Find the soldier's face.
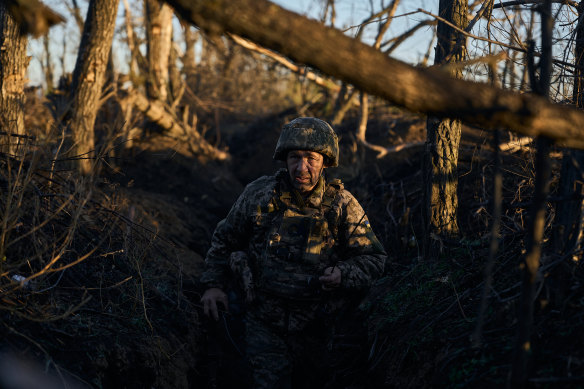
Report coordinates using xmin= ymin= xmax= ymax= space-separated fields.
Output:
xmin=286 ymin=150 xmax=324 ymax=193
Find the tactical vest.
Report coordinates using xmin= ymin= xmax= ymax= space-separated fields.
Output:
xmin=255 ymin=176 xmax=343 ymax=300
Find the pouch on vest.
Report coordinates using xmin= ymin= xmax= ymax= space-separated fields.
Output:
xmin=259 ymin=207 xmax=330 ymax=299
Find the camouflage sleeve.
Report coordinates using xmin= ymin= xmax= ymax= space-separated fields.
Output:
xmin=199 ymin=189 xmax=253 ymax=290
xmin=335 ymin=192 xmax=386 ymax=292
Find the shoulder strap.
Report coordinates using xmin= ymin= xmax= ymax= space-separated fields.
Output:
xmin=321 ymin=179 xmax=344 ymax=241
xmin=322 ymin=178 xmax=343 ymax=210
xmin=273 ymin=169 xmax=293 ymax=209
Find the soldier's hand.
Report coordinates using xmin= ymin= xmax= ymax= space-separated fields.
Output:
xmin=319 ymin=266 xmax=341 ymax=291
xmin=201 ymin=288 xmax=228 ymax=321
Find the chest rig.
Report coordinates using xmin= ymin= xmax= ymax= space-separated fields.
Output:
xmin=256 ymin=175 xmax=343 ymax=299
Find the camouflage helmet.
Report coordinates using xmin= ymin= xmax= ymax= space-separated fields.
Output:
xmin=273 ymin=117 xmax=339 ymax=167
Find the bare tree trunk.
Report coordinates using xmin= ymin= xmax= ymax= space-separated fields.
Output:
xmin=182 ymin=20 xmax=198 ymax=88
xmin=69 ymin=0 xmax=120 ymax=175
xmin=0 ymin=3 xmax=28 ymax=156
xmin=169 ymin=38 xmax=185 ymax=109
xmin=357 ymin=92 xmax=369 ymax=143
xmin=59 ymin=33 xmax=67 ymax=82
xmin=122 ymin=0 xmax=139 ymax=81
xmin=43 ymin=32 xmax=54 ymax=93
xmin=554 ymin=0 xmax=584 ymax=257
xmin=423 ymin=0 xmax=467 ymax=260
xmin=145 ymin=0 xmax=173 ymax=102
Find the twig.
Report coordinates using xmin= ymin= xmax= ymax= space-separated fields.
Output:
xmin=451 ymin=280 xmax=471 ymax=321
xmin=134 ymin=254 xmax=153 ymax=332
xmin=342 ymin=10 xmax=421 ymax=33
xmin=61 ymin=276 xmax=133 ymax=290
xmin=5 ymin=193 xmax=76 ymax=248
xmin=382 ymin=20 xmax=436 ymax=53
xmin=33 ymin=269 xmax=66 ymax=293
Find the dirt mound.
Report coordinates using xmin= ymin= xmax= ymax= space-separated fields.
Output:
xmin=227 ymin=108 xmax=297 ymax=184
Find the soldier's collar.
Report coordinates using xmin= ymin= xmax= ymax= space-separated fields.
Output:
xmin=304 ymin=175 xmax=325 ymax=208
xmin=278 ymin=173 xmax=325 ymax=209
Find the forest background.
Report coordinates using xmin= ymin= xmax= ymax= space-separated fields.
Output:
xmin=0 ymin=0 xmax=583 ymax=388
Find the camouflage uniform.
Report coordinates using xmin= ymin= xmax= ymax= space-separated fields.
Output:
xmin=201 ymin=167 xmax=386 ymax=389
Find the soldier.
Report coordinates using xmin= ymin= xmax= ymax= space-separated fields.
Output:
xmin=200 ymin=117 xmax=386 ymax=389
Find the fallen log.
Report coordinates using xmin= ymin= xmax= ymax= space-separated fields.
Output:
xmin=129 ymin=91 xmax=229 ymax=161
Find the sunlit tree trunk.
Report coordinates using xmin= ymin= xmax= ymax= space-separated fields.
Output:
xmin=182 ymin=20 xmax=198 ymax=89
xmin=169 ymin=37 xmax=184 ymax=109
xmin=423 ymin=0 xmax=467 ymax=259
xmin=145 ymin=0 xmax=173 ymax=102
xmin=0 ymin=3 xmax=28 ymax=156
xmin=69 ymin=0 xmax=120 ymax=175
xmin=43 ymin=33 xmax=54 ymax=93
xmin=122 ymin=0 xmax=139 ymax=81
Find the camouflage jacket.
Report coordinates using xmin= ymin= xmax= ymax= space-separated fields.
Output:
xmin=201 ymin=169 xmax=386 ymax=299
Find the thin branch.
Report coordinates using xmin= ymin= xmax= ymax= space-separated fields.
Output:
xmin=354 ymin=2 xmax=403 ymax=39
xmin=383 ymin=19 xmax=437 ymax=54
xmin=229 ymin=33 xmax=342 ymax=93
xmin=342 ymin=10 xmax=421 ymax=33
